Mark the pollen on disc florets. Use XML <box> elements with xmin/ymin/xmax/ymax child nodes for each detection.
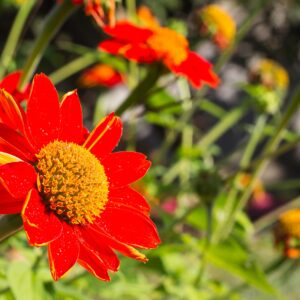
<box><xmin>36</xmin><ymin>141</ymin><xmax>109</xmax><ymax>225</ymax></box>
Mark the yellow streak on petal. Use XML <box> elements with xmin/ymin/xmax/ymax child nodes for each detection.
<box><xmin>0</xmin><ymin>89</ymin><xmax>24</xmax><ymax>128</ymax></box>
<box><xmin>83</xmin><ymin>115</ymin><xmax>116</xmax><ymax>152</ymax></box>
<box><xmin>127</xmin><ymin>245</ymin><xmax>148</xmax><ymax>262</ymax></box>
<box><xmin>0</xmin><ymin>152</ymin><xmax>22</xmax><ymax>165</ymax></box>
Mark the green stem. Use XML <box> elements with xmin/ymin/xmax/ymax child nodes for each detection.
<box><xmin>19</xmin><ymin>1</ymin><xmax>77</xmax><ymax>88</ymax></box>
<box><xmin>214</xmin><ymin>114</ymin><xmax>267</xmax><ymax>240</ymax></box>
<box><xmin>115</xmin><ymin>64</ymin><xmax>162</xmax><ymax>115</ymax></box>
<box><xmin>225</xmin><ymin>138</ymin><xmax>300</xmax><ymax>181</ymax></box>
<box><xmin>195</xmin><ymin>203</ymin><xmax>213</xmax><ymax>286</ymax></box>
<box><xmin>126</xmin><ymin>0</ymin><xmax>137</xmax><ymax>21</ymax></box>
<box><xmin>240</xmin><ymin>115</ymin><xmax>268</xmax><ymax>168</ymax></box>
<box><xmin>49</xmin><ymin>53</ymin><xmax>101</xmax><ymax>85</ymax></box>
<box><xmin>0</xmin><ymin>214</ymin><xmax>23</xmax><ymax>243</ymax></box>
<box><xmin>0</xmin><ymin>0</ymin><xmax>36</xmax><ymax>78</ymax></box>
<box><xmin>197</xmin><ymin>103</ymin><xmax>249</xmax><ymax>150</ymax></box>
<box><xmin>179</xmin><ymin>78</ymin><xmax>192</xmax><ymax>186</ymax></box>
<box><xmin>221</xmin><ymin>86</ymin><xmax>300</xmax><ymax>239</ymax></box>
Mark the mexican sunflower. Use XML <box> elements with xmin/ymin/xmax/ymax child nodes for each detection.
<box><xmin>198</xmin><ymin>4</ymin><xmax>236</xmax><ymax>49</ymax></box>
<box><xmin>99</xmin><ymin>8</ymin><xmax>219</xmax><ymax>88</ymax></box>
<box><xmin>274</xmin><ymin>209</ymin><xmax>300</xmax><ymax>259</ymax></box>
<box><xmin>0</xmin><ymin>71</ymin><xmax>30</xmax><ymax>103</ymax></box>
<box><xmin>0</xmin><ymin>74</ymin><xmax>160</xmax><ymax>280</ymax></box>
<box><xmin>79</xmin><ymin>64</ymin><xmax>123</xmax><ymax>88</ymax></box>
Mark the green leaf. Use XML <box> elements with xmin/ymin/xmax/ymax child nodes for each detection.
<box><xmin>7</xmin><ymin>261</ymin><xmax>34</xmax><ymax>300</ymax></box>
<box><xmin>205</xmin><ymin>239</ymin><xmax>279</xmax><ymax>297</ymax></box>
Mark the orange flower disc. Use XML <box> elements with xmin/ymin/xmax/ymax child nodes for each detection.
<box><xmin>36</xmin><ymin>141</ymin><xmax>109</xmax><ymax>225</ymax></box>
<box><xmin>147</xmin><ymin>28</ymin><xmax>188</xmax><ymax>67</ymax></box>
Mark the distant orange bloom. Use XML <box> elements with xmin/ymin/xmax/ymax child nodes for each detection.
<box><xmin>79</xmin><ymin>64</ymin><xmax>123</xmax><ymax>88</ymax></box>
<box><xmin>274</xmin><ymin>209</ymin><xmax>300</xmax><ymax>259</ymax></box>
<box><xmin>59</xmin><ymin>0</ymin><xmax>115</xmax><ymax>27</ymax></box>
<box><xmin>198</xmin><ymin>4</ymin><xmax>236</xmax><ymax>49</ymax></box>
<box><xmin>99</xmin><ymin>7</ymin><xmax>219</xmax><ymax>89</ymax></box>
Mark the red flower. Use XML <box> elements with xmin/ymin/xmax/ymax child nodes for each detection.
<box><xmin>0</xmin><ymin>74</ymin><xmax>160</xmax><ymax>280</ymax></box>
<box><xmin>79</xmin><ymin>64</ymin><xmax>123</xmax><ymax>87</ymax></box>
<box><xmin>99</xmin><ymin>20</ymin><xmax>219</xmax><ymax>88</ymax></box>
<box><xmin>0</xmin><ymin>71</ymin><xmax>30</xmax><ymax>103</ymax></box>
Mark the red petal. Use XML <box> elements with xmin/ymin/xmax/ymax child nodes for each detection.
<box><xmin>26</xmin><ymin>74</ymin><xmax>60</xmax><ymax>149</ymax></box>
<box><xmin>0</xmin><ymin>123</ymin><xmax>36</xmax><ymax>161</ymax></box>
<box><xmin>89</xmin><ymin>225</ymin><xmax>148</xmax><ymax>262</ymax></box>
<box><xmin>0</xmin><ymin>71</ymin><xmax>21</xmax><ymax>94</ymax></box>
<box><xmin>124</xmin><ymin>43</ymin><xmax>158</xmax><ymax>63</ymax></box>
<box><xmin>48</xmin><ymin>222</ymin><xmax>79</xmax><ymax>280</ymax></box>
<box><xmin>22</xmin><ymin>189</ymin><xmax>62</xmax><ymax>246</ymax></box>
<box><xmin>95</xmin><ymin>206</ymin><xmax>160</xmax><ymax>249</ymax></box>
<box><xmin>99</xmin><ymin>40</ymin><xmax>128</xmax><ymax>55</ymax></box>
<box><xmin>0</xmin><ymin>185</ymin><xmax>23</xmax><ymax>213</ymax></box>
<box><xmin>108</xmin><ymin>186</ymin><xmax>150</xmax><ymax>214</ymax></box>
<box><xmin>59</xmin><ymin>90</ymin><xmax>85</xmax><ymax>144</ymax></box>
<box><xmin>103</xmin><ymin>21</ymin><xmax>153</xmax><ymax>43</ymax></box>
<box><xmin>170</xmin><ymin>51</ymin><xmax>219</xmax><ymax>88</ymax></box>
<box><xmin>0</xmin><ymin>162</ymin><xmax>37</xmax><ymax>199</ymax></box>
<box><xmin>77</xmin><ymin>227</ymin><xmax>119</xmax><ymax>271</ymax></box>
<box><xmin>78</xmin><ymin>243</ymin><xmax>110</xmax><ymax>281</ymax></box>
<box><xmin>84</xmin><ymin>113</ymin><xmax>122</xmax><ymax>159</ymax></box>
<box><xmin>102</xmin><ymin>152</ymin><xmax>151</xmax><ymax>188</ymax></box>
<box><xmin>0</xmin><ymin>89</ymin><xmax>24</xmax><ymax>132</ymax></box>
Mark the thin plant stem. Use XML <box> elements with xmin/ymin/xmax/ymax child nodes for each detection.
<box><xmin>213</xmin><ymin>114</ymin><xmax>268</xmax><ymax>241</ymax></box>
<box><xmin>178</xmin><ymin>78</ymin><xmax>193</xmax><ymax>186</ymax></box>
<box><xmin>0</xmin><ymin>0</ymin><xmax>36</xmax><ymax>78</ymax></box>
<box><xmin>115</xmin><ymin>64</ymin><xmax>162</xmax><ymax>115</ymax></box>
<box><xmin>239</xmin><ymin>114</ymin><xmax>268</xmax><ymax>168</ymax></box>
<box><xmin>196</xmin><ymin>102</ymin><xmax>250</xmax><ymax>150</ymax></box>
<box><xmin>19</xmin><ymin>1</ymin><xmax>77</xmax><ymax>88</ymax></box>
<box><xmin>126</xmin><ymin>0</ymin><xmax>137</xmax><ymax>21</ymax></box>
<box><xmin>49</xmin><ymin>53</ymin><xmax>102</xmax><ymax>85</ymax></box>
<box><xmin>194</xmin><ymin>203</ymin><xmax>213</xmax><ymax>287</ymax></box>
<box><xmin>221</xmin><ymin>86</ymin><xmax>300</xmax><ymax>239</ymax></box>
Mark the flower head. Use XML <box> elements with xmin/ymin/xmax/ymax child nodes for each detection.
<box><xmin>79</xmin><ymin>64</ymin><xmax>123</xmax><ymax>88</ymax></box>
<box><xmin>99</xmin><ymin>7</ymin><xmax>219</xmax><ymax>88</ymax></box>
<box><xmin>246</xmin><ymin>59</ymin><xmax>289</xmax><ymax>114</ymax></box>
<box><xmin>0</xmin><ymin>74</ymin><xmax>160</xmax><ymax>280</ymax></box>
<box><xmin>0</xmin><ymin>71</ymin><xmax>30</xmax><ymax>103</ymax></box>
<box><xmin>198</xmin><ymin>4</ymin><xmax>236</xmax><ymax>49</ymax></box>
<box><xmin>274</xmin><ymin>209</ymin><xmax>300</xmax><ymax>259</ymax></box>
<box><xmin>58</xmin><ymin>0</ymin><xmax>115</xmax><ymax>27</ymax></box>
<box><xmin>249</xmin><ymin>59</ymin><xmax>289</xmax><ymax>91</ymax></box>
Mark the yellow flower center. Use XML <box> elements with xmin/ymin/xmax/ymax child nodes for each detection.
<box><xmin>36</xmin><ymin>141</ymin><xmax>109</xmax><ymax>225</ymax></box>
<box><xmin>147</xmin><ymin>28</ymin><xmax>188</xmax><ymax>67</ymax></box>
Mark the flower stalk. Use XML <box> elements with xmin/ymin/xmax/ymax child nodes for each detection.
<box><xmin>0</xmin><ymin>0</ymin><xmax>36</xmax><ymax>78</ymax></box>
<box><xmin>19</xmin><ymin>1</ymin><xmax>77</xmax><ymax>88</ymax></box>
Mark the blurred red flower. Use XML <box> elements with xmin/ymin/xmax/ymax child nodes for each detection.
<box><xmin>0</xmin><ymin>74</ymin><xmax>160</xmax><ymax>280</ymax></box>
<box><xmin>79</xmin><ymin>64</ymin><xmax>123</xmax><ymax>88</ymax></box>
<box><xmin>99</xmin><ymin>7</ymin><xmax>219</xmax><ymax>88</ymax></box>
